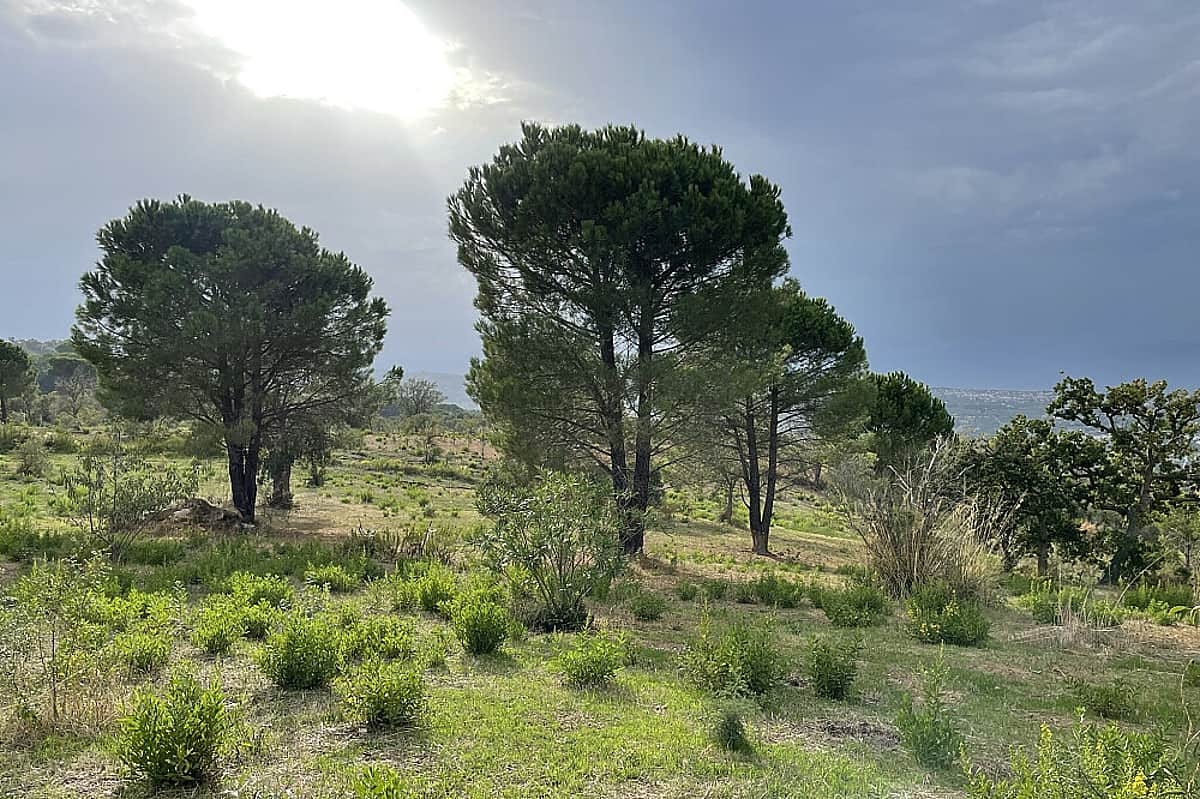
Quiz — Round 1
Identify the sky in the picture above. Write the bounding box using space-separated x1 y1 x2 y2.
1 0 1198 390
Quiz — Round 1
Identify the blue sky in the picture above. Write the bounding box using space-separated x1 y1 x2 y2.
1 1 1197 389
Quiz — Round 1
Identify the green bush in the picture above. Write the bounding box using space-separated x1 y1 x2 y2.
190 598 245 655
964 718 1183 798
225 571 294 608
448 591 510 655
1121 582 1193 612
0 424 28 453
340 615 416 662
907 582 989 646
304 563 359 593
112 630 171 674
1185 660 1200 689
556 630 626 688
123 537 187 566
1067 677 1138 721
258 613 340 689
679 612 784 697
395 563 458 615
44 429 79 454
473 470 622 631
818 583 889 628
896 650 960 770
751 572 803 608
239 602 283 640
710 701 754 754
803 635 861 700
628 591 667 621
674 580 699 601
116 671 225 786
334 659 426 727
699 578 729 601
14 438 50 477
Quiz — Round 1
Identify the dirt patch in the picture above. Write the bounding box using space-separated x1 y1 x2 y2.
761 715 899 750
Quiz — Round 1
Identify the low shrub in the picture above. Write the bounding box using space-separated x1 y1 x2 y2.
225 571 294 608
1121 581 1194 612
674 580 699 601
44 429 79 454
112 630 171 675
750 572 803 608
679 611 784 697
116 671 225 786
419 626 452 669
340 615 416 663
239 603 283 640
818 584 889 628
628 591 667 621
964 718 1184 798
190 598 245 655
334 659 426 727
710 701 754 754
123 537 187 566
556 630 626 688
1067 676 1138 721
1185 660 1200 689
699 578 729 601
907 582 989 646
803 635 861 700
14 438 50 477
0 424 27 453
258 613 340 689
397 563 458 615
896 649 960 770
304 563 359 593
448 591 510 655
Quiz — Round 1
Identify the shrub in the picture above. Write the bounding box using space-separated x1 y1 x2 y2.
225 571 294 608
190 598 245 655
239 602 282 640
44 429 79 454
710 701 753 754
819 584 889 628
448 591 510 655
419 626 452 668
397 563 458 615
907 582 989 646
674 580 699 601
258 613 340 689
473 470 622 631
750 572 803 608
14 438 50 477
699 578 729 601
964 718 1183 798
334 659 426 727
112 630 171 674
340 615 416 662
1019 581 1124 628
803 635 861 700
304 563 359 593
628 591 667 621
1121 582 1194 612
0 423 27 453
896 650 960 770
1067 677 1138 721
117 671 225 786
556 630 626 688
679 612 783 697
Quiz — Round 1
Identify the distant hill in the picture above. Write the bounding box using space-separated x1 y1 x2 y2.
932 387 1054 436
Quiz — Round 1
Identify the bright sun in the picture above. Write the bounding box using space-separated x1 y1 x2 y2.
181 0 458 120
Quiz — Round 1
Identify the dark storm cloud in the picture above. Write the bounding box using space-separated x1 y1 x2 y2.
1 0 1197 388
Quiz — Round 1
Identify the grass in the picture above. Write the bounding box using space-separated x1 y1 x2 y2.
1 426 1198 797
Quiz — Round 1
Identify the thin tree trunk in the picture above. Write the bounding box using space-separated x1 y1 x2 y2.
1036 543 1049 577
599 324 638 552
758 387 781 556
0 395 6 424
743 398 766 555
719 477 735 525
627 324 655 555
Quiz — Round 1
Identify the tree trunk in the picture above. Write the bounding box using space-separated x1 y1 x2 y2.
1036 543 1049 577
268 456 294 508
719 477 735 525
757 387 781 556
625 323 656 555
743 399 767 555
0 394 6 424
226 440 260 522
599 323 639 553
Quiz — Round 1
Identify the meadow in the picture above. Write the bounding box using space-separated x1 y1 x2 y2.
1 425 1197 798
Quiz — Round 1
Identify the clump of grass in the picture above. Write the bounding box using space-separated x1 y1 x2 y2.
555 630 626 688
803 635 861 700
674 580 699 601
448 591 510 655
710 701 754 754
224 571 294 608
340 615 416 663
112 630 172 675
815 583 888 628
699 578 729 601
116 670 225 787
1066 676 1138 721
628 591 667 621
190 597 245 655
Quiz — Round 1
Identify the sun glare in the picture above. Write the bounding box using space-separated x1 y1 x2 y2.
181 0 458 120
